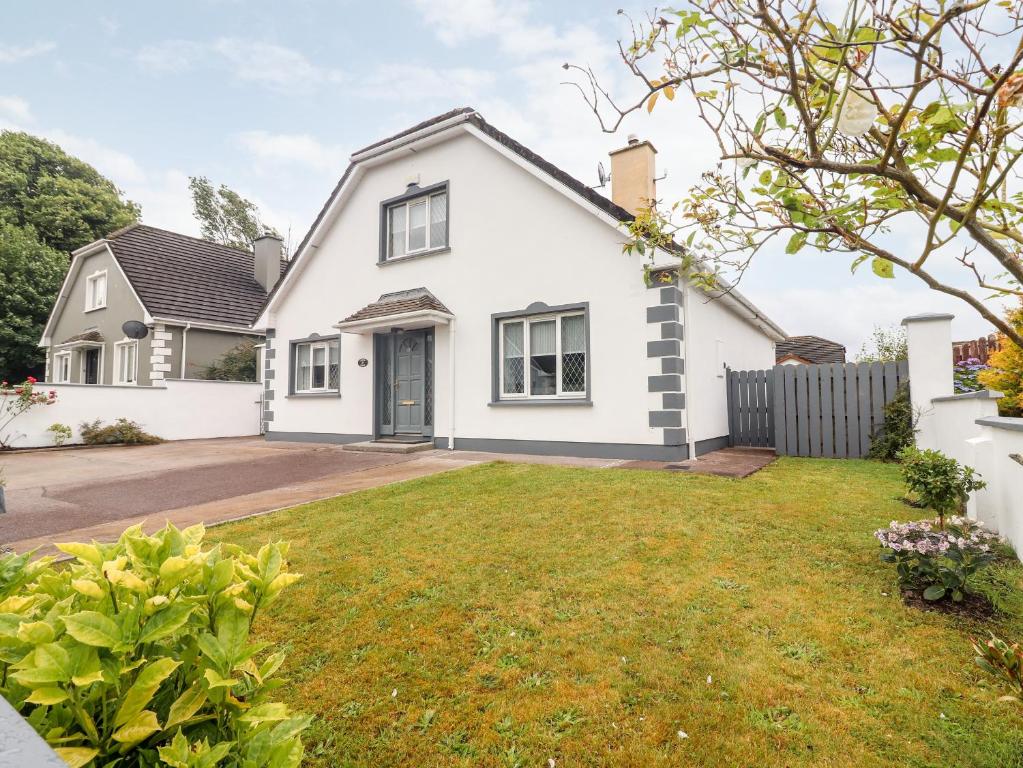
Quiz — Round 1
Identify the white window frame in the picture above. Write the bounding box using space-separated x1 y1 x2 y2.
84 270 108 312
53 351 72 383
79 346 104 385
114 339 138 385
498 312 587 400
386 190 448 259
293 340 339 393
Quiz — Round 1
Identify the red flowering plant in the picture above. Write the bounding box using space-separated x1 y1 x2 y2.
0 377 57 449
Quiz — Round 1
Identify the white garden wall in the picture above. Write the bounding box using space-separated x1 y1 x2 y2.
904 313 1023 554
3 380 262 448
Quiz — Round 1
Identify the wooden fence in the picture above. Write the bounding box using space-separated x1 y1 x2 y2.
727 361 909 458
952 334 1000 364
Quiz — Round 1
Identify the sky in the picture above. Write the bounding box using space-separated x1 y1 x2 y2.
0 0 1006 353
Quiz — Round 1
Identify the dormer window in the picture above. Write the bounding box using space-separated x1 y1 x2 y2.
85 270 107 311
381 182 448 262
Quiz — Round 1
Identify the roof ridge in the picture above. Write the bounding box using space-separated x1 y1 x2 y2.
114 223 254 256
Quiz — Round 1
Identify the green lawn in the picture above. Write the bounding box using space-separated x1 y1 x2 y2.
212 458 1023 767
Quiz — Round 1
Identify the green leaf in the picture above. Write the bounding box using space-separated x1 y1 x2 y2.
158 556 194 588
923 585 946 601
115 656 181 726
25 686 68 705
239 702 291 724
16 620 55 645
55 542 103 567
112 709 161 748
209 559 235 593
54 747 99 768
774 107 787 129
785 232 808 255
63 611 122 648
930 147 959 162
138 604 194 645
197 633 229 671
871 257 894 279
165 683 208 730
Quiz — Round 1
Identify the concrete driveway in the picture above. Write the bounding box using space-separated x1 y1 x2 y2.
0 438 479 555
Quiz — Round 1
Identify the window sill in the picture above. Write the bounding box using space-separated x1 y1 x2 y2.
287 391 341 398
84 306 106 313
378 247 450 266
489 398 592 407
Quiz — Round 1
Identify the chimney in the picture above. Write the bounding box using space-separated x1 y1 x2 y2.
253 233 284 293
609 134 657 215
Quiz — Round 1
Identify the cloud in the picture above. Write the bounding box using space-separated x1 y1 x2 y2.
358 64 496 103
237 130 348 172
0 41 56 64
0 96 32 123
136 38 344 93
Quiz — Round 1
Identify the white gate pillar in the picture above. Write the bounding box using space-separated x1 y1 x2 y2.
902 312 955 450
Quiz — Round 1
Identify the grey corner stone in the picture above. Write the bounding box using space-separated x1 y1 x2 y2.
646 304 679 323
647 339 681 358
264 369 275 380
662 392 685 410
662 427 687 446
263 412 275 422
660 321 684 341
265 328 276 338
648 374 682 392
659 287 684 306
263 390 274 401
265 349 276 360
649 410 683 428
661 357 685 375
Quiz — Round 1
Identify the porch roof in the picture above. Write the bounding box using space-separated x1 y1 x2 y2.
56 330 105 348
335 288 453 333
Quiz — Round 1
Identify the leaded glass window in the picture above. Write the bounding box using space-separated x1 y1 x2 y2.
385 188 448 259
498 312 586 400
294 339 340 393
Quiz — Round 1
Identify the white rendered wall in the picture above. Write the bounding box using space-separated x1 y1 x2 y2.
3 380 262 448
266 130 778 451
686 289 777 444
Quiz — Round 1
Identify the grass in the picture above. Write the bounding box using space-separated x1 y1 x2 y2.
211 458 1023 767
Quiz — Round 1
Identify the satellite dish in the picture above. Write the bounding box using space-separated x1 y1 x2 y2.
121 320 149 340
596 162 609 188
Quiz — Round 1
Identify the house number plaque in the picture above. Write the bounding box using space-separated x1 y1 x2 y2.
358 358 368 367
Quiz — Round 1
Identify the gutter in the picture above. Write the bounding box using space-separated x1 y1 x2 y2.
349 112 475 165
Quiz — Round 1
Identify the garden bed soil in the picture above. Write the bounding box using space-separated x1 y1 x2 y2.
901 588 996 621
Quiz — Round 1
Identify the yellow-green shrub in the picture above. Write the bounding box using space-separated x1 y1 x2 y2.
0 523 308 768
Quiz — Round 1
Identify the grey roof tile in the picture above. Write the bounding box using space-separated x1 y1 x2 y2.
342 288 451 323
776 335 846 364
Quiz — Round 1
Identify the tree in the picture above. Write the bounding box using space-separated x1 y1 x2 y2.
0 131 140 380
567 1 1023 347
0 131 139 253
978 301 1023 415
198 339 259 382
856 325 908 362
189 176 278 251
0 225 67 378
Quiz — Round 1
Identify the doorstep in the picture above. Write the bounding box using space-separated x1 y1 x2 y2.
343 440 435 454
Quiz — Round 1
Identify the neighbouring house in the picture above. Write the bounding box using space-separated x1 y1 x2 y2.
40 224 283 386
952 334 1001 364
775 335 846 366
255 107 786 461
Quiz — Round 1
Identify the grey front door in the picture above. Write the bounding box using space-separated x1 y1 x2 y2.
394 332 426 434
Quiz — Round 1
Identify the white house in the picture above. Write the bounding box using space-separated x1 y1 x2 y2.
255 107 785 461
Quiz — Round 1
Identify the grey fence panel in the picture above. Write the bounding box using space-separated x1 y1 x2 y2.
832 363 847 459
729 361 910 458
807 365 822 458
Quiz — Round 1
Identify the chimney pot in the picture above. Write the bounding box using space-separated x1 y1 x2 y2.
609 136 657 216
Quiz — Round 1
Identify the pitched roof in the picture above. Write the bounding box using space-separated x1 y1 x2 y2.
60 329 104 345
342 288 452 323
105 224 279 327
775 335 846 364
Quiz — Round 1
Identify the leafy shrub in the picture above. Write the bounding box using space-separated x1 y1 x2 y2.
954 357 989 394
200 340 259 382
1 377 57 449
875 516 1001 601
973 633 1023 702
0 522 309 767
978 302 1023 417
867 382 915 461
897 446 985 525
80 418 161 446
46 422 72 447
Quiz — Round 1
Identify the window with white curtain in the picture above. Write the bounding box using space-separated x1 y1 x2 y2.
294 339 340 393
499 312 587 399
384 186 448 260
114 340 138 385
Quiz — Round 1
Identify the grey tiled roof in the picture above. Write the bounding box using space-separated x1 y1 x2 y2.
776 335 846 364
342 288 451 323
106 224 280 327
60 329 104 345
